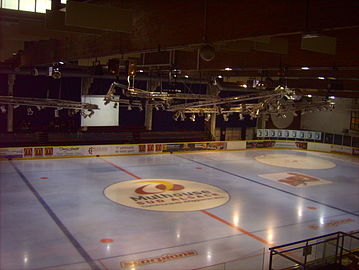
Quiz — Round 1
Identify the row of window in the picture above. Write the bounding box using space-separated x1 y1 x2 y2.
1 0 66 13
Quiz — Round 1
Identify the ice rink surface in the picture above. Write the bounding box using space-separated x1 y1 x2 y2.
1 149 358 270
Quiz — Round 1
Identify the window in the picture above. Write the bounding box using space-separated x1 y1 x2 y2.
35 0 51 13
2 0 18 10
20 0 35 12
2 0 53 13
351 111 359 131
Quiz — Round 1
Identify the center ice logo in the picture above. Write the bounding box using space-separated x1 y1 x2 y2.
135 180 184 194
104 179 230 212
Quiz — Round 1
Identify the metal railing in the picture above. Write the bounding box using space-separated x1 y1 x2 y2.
269 231 359 270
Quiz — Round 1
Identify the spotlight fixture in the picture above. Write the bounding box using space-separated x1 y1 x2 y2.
138 104 143 111
54 109 59 118
190 114 196 122
217 75 223 79
184 75 189 78
318 76 325 80
155 105 160 111
88 110 95 118
239 113 244 120
305 94 312 98
81 111 88 118
180 112 186 121
301 67 310 70
27 107 34 116
173 112 180 121
0 105 6 113
127 104 132 111
293 111 298 117
328 96 335 99
204 113 211 122
224 67 232 71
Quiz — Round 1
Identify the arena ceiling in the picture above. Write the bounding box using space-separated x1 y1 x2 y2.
1 0 359 98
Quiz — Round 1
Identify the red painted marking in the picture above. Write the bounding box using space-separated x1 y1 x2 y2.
100 238 113 243
40 177 48 179
196 167 203 170
101 157 273 247
200 210 272 246
100 158 141 179
307 206 317 210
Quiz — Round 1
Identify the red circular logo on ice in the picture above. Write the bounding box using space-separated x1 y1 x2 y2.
135 180 184 194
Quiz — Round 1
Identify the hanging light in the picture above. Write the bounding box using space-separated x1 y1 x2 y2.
190 114 196 122
127 104 132 111
138 104 143 111
204 113 211 121
88 110 95 118
173 112 180 121
0 105 6 113
27 107 34 116
180 112 186 121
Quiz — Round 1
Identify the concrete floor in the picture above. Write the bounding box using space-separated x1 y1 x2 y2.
1 149 358 270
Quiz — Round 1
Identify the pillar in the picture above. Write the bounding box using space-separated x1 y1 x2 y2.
7 74 15 133
144 81 159 131
80 77 93 131
206 84 219 140
144 101 153 131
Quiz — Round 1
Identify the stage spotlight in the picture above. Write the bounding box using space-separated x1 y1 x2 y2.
239 113 244 120
190 114 196 122
127 104 132 111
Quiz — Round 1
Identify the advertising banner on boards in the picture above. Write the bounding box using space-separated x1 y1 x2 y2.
273 141 307 149
246 141 275 149
163 142 226 152
0 148 23 159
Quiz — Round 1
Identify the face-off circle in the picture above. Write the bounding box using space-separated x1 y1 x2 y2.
104 179 229 212
255 154 336 169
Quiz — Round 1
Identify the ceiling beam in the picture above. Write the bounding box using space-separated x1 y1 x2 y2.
16 0 359 66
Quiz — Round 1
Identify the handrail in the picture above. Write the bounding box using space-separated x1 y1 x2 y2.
269 231 341 250
269 231 359 270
